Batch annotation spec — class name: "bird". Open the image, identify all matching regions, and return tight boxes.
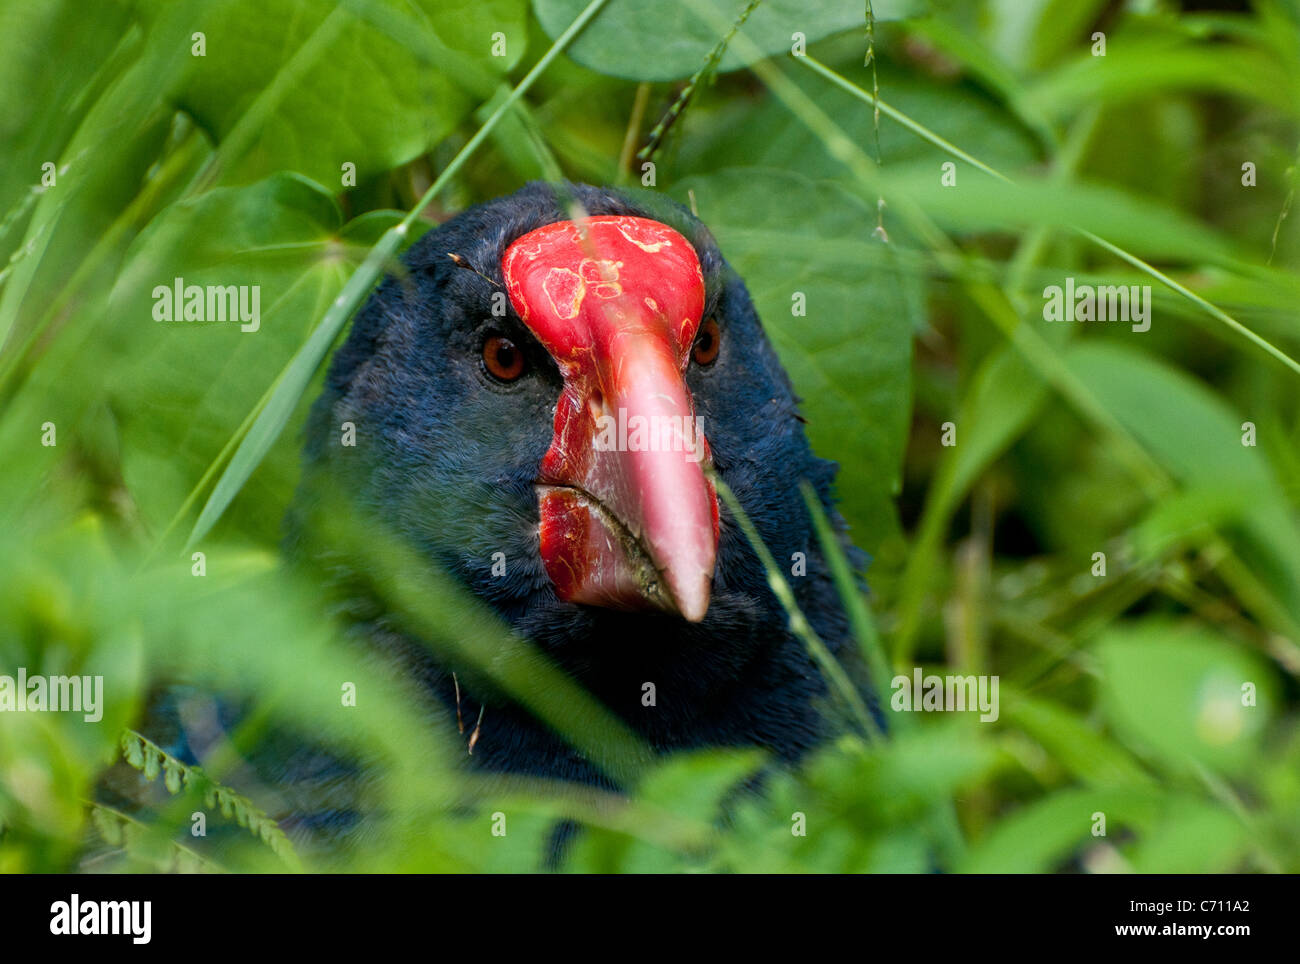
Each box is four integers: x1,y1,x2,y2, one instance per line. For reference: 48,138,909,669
286,181,874,793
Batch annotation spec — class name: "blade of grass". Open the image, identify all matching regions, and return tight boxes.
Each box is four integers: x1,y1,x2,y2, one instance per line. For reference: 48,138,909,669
0,126,207,406
799,481,891,719
709,469,879,741
778,50,1300,657
799,54,1300,380
637,0,763,163
892,110,1102,663
307,489,654,787
616,82,651,185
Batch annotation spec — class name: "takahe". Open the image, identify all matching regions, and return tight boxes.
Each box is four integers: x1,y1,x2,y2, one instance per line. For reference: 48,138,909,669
288,181,872,790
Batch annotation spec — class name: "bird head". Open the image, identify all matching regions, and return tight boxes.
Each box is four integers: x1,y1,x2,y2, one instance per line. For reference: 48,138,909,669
294,183,845,671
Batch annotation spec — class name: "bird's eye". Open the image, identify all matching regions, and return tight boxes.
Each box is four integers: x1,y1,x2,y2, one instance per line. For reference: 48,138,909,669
692,317,721,367
482,335,526,382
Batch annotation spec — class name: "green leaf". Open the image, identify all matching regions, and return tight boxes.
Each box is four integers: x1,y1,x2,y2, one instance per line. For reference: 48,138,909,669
165,0,527,187
1067,341,1300,626
676,58,1040,185
569,749,762,872
673,168,919,550
163,758,182,794
1023,36,1300,123
122,732,145,769
1003,691,1152,789
184,0,612,550
959,787,1162,873
533,0,924,82
91,805,125,848
143,746,161,781
1096,620,1275,777
0,0,134,253
883,168,1240,266
981,0,1110,73
0,0,201,360
104,174,385,539
637,748,765,820
1126,798,1249,873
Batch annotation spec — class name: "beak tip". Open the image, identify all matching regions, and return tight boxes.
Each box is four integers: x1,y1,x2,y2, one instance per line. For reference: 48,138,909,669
667,572,713,623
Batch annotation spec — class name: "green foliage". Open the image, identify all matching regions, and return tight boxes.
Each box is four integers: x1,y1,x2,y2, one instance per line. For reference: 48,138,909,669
107,174,399,539
2,0,1299,874
153,0,528,187
533,0,923,82
679,169,918,548
117,729,301,866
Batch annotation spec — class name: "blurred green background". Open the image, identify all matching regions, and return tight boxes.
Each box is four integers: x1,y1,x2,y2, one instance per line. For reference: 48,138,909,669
1,0,1299,872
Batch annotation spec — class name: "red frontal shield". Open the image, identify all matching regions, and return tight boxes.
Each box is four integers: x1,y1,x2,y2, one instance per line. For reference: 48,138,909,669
502,215,719,621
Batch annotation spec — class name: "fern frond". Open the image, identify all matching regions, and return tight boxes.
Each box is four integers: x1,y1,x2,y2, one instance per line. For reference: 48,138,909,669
118,728,301,868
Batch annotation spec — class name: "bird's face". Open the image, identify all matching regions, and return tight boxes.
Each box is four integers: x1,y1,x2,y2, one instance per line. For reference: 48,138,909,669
302,183,825,652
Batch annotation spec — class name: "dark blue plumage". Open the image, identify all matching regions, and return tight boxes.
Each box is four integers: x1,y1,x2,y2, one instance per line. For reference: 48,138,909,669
287,182,871,789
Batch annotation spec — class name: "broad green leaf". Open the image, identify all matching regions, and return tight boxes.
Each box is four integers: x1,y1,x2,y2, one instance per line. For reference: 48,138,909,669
163,0,527,187
672,168,919,551
0,0,202,359
568,749,762,872
533,0,925,82
183,0,612,549
440,811,561,873
808,725,999,826
104,174,392,539
636,749,765,820
0,0,133,257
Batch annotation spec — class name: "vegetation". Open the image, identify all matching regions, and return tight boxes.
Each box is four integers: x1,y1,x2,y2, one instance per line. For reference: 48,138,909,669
2,0,1299,872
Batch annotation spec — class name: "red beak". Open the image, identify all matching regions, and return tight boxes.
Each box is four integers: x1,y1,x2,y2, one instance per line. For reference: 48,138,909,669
502,215,719,622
